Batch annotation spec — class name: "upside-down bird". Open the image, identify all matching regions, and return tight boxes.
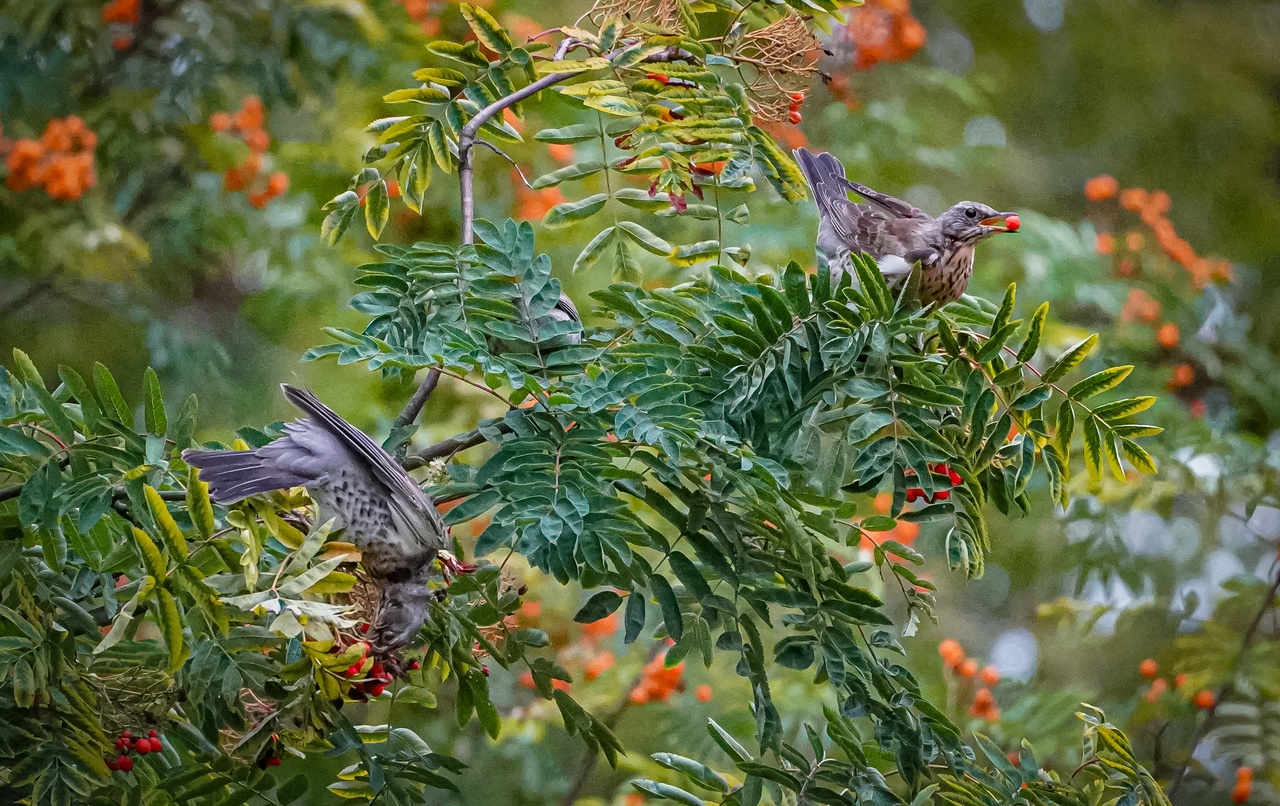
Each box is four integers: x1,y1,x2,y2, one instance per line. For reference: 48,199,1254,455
794,148,1019,306
183,385,459,653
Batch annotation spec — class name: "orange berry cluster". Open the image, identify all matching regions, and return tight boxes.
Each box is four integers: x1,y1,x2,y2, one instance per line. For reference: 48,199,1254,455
846,0,927,71
104,729,161,773
1137,658,1212,707
210,97,289,208
1231,766,1254,804
630,648,685,704
101,0,139,49
1086,174,1232,288
938,639,1001,721
787,92,806,125
2,117,98,200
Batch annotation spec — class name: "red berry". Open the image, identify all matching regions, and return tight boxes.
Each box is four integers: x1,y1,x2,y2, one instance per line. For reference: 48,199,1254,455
369,682,386,697
345,664,362,678
934,489,951,501
134,738,151,754
117,755,133,772
408,660,421,671
148,730,158,739
906,488,924,503
481,666,490,677
359,623,370,633
948,468,962,485
267,756,282,766
106,756,121,772
115,738,131,752
790,92,804,102
788,111,802,125
120,731,133,739
1004,214,1020,232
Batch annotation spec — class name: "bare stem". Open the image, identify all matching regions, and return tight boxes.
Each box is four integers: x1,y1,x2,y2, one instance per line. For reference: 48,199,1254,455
393,369,441,432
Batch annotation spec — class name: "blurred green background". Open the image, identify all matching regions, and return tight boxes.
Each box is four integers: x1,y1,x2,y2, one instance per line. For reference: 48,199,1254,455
3,0,1280,803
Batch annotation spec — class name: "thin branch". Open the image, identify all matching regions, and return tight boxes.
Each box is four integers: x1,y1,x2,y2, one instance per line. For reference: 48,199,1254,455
1168,561,1280,796
393,369,441,432
0,485,19,503
457,70,577,243
475,139,532,188
403,425,503,470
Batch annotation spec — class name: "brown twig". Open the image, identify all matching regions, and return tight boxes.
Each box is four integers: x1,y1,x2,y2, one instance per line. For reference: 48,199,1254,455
393,369,441,432
403,423,513,470
1167,560,1280,797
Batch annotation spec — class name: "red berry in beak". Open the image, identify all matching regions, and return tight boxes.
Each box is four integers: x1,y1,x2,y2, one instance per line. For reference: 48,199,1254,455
1004,214,1020,232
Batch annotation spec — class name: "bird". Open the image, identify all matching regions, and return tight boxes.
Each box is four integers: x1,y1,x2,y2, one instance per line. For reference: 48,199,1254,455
793,148,1019,306
183,384,458,653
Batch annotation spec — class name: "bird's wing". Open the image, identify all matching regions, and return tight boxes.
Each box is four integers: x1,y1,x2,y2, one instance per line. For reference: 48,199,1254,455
281,385,448,550
844,180,924,220
794,148,926,262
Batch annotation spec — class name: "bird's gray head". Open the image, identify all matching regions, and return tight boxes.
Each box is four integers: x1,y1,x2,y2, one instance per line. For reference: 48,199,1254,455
938,202,1019,244
371,581,432,653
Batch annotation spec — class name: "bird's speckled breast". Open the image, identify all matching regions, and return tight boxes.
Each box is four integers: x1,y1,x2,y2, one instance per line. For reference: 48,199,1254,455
889,244,974,305
309,467,405,579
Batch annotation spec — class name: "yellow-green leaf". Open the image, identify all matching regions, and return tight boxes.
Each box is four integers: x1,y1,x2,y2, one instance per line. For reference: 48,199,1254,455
145,485,189,560
132,526,167,580
187,468,215,539
459,3,512,55
155,588,188,671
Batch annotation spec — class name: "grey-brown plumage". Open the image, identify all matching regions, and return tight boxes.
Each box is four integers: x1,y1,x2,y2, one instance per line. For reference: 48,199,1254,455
182,385,448,652
794,148,1017,306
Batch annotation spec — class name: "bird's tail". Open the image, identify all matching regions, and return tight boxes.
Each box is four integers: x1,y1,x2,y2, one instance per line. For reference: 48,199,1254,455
793,148,853,221
183,448,310,504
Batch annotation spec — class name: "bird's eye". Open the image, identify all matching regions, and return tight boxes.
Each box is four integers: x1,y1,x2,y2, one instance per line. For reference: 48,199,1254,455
965,207,978,219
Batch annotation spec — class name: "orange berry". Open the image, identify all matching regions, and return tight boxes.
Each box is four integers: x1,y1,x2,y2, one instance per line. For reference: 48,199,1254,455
244,128,270,153
1095,233,1115,255
894,520,920,543
239,96,264,130
973,687,995,708
210,112,233,132
1193,689,1215,710
1138,658,1158,678
1124,231,1145,252
112,36,133,51
873,492,892,514
1237,767,1254,784
1232,782,1251,804
224,168,245,191
1084,174,1118,202
1119,187,1149,212
980,666,1000,686
1145,678,1168,703
695,684,712,702
266,171,289,195
1175,673,1188,689
1169,364,1194,390
938,639,964,668
1156,323,1180,349
958,658,978,678
546,143,575,164
551,678,571,692
248,190,269,208
584,652,615,681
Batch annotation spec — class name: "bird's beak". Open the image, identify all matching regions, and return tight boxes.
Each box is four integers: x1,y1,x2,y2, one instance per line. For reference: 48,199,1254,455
980,213,1020,233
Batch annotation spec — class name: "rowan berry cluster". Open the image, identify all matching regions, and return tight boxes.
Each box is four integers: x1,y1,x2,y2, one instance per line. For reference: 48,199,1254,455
101,0,139,50
786,92,805,125
629,647,685,705
1087,174,1232,288
1,117,98,200
905,463,962,504
938,639,1001,721
104,729,161,773
210,97,289,208
859,493,920,553
846,0,927,71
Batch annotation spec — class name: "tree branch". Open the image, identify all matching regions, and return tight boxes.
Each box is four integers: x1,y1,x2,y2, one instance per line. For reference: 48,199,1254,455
1168,561,1280,796
393,368,441,432
403,422,513,470
457,70,576,244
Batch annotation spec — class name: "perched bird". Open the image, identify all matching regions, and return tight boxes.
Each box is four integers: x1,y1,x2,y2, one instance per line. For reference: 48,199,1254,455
794,148,1019,305
183,385,456,653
